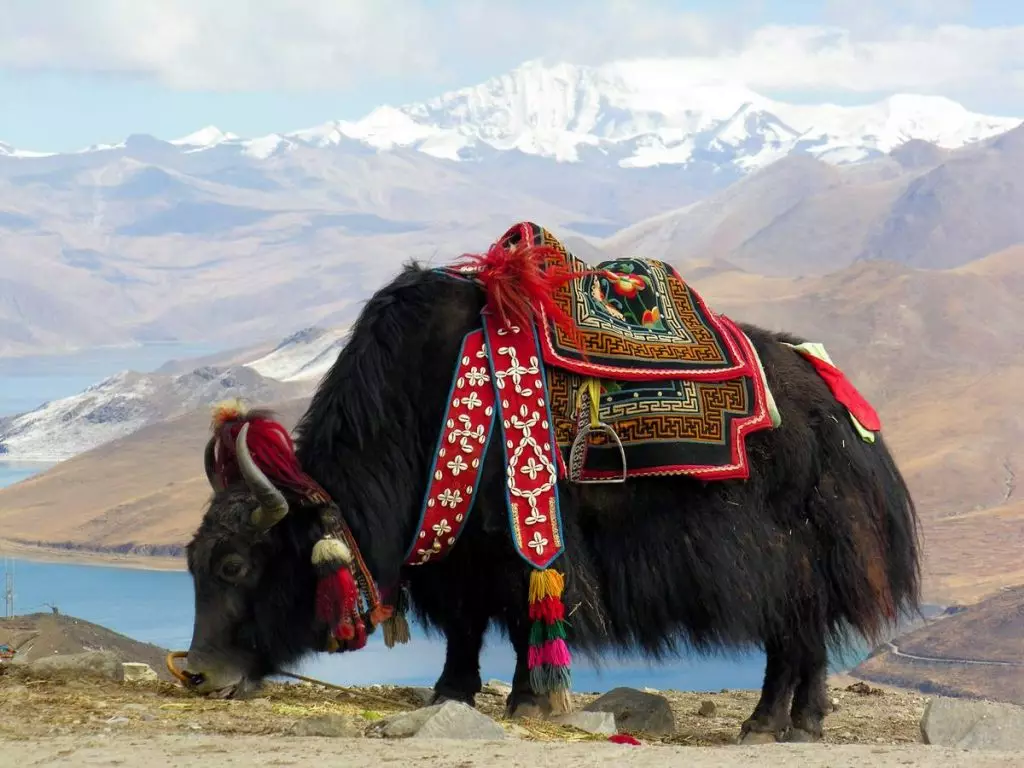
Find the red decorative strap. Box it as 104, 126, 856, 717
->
483, 315, 565, 570
407, 329, 496, 566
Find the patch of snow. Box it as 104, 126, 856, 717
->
170, 126, 240, 148
244, 325, 349, 382
0, 364, 304, 463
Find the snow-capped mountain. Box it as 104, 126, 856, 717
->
0, 333, 333, 461
2, 59, 1019, 172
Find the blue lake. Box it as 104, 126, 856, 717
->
1, 556, 876, 692
0, 341, 879, 693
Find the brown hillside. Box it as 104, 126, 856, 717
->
0, 398, 308, 555
608, 123, 1024, 276
854, 587, 1024, 705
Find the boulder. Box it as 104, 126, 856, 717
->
380, 701, 507, 740
551, 710, 617, 736
23, 651, 122, 681
921, 697, 1024, 750
582, 687, 675, 736
121, 662, 158, 683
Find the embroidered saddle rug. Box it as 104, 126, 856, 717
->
486, 222, 779, 482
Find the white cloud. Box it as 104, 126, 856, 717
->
0, 0, 1023, 106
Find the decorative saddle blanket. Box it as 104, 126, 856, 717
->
470, 222, 781, 482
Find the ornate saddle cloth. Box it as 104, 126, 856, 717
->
500, 222, 750, 382
493, 222, 779, 481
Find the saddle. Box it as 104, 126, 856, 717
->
488, 222, 780, 483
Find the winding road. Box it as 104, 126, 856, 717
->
887, 642, 1024, 668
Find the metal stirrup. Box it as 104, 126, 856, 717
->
568, 380, 627, 484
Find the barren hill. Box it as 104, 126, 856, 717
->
0, 398, 308, 556
607, 124, 1024, 276
854, 586, 1024, 705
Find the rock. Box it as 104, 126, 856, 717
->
582, 687, 675, 736
408, 687, 435, 706
24, 651, 122, 681
380, 701, 507, 740
846, 681, 883, 696
921, 697, 1024, 750
698, 700, 717, 717
121, 662, 158, 683
552, 711, 616, 736
484, 679, 512, 696
293, 714, 362, 738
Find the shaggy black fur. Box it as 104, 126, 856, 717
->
185, 263, 921, 742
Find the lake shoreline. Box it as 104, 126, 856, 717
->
0, 539, 185, 572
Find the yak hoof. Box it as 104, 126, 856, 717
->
785, 726, 821, 743
509, 702, 548, 720
737, 729, 779, 745
430, 691, 475, 708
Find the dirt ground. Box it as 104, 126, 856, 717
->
3, 668, 1024, 765
4, 735, 1024, 768
0, 672, 925, 745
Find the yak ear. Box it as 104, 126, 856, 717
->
204, 436, 224, 492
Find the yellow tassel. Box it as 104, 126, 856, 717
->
211, 398, 247, 430
382, 612, 411, 648
528, 568, 564, 603
311, 537, 353, 567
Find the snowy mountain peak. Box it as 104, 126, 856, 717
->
2, 57, 1021, 173
171, 125, 240, 148
296, 58, 1020, 169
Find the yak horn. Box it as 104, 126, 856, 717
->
235, 422, 290, 530
203, 436, 224, 492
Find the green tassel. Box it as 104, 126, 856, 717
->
529, 620, 567, 646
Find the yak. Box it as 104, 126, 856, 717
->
180, 245, 920, 744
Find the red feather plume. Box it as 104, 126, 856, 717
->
209, 404, 328, 503
453, 227, 597, 343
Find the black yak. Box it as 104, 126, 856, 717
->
180, 225, 920, 744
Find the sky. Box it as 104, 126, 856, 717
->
3, 0, 1024, 152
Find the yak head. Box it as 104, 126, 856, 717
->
181, 414, 326, 698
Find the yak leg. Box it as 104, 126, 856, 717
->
504, 608, 550, 720
786, 636, 830, 742
738, 639, 796, 744
431, 610, 490, 708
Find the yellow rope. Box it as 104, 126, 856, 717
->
574, 378, 602, 429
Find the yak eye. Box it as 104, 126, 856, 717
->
218, 554, 247, 583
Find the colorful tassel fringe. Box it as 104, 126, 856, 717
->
527, 568, 573, 713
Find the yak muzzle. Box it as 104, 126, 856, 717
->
167, 650, 246, 698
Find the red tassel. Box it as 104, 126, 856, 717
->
349, 616, 368, 651
315, 568, 358, 627
528, 595, 566, 623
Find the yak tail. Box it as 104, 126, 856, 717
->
814, 427, 922, 653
